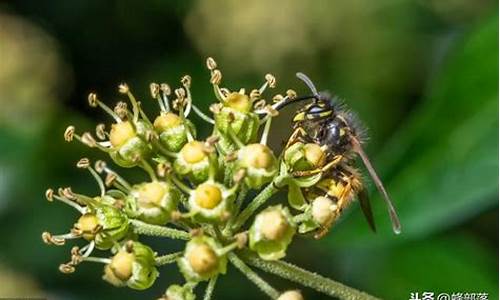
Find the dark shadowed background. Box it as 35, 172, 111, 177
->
0, 1, 498, 299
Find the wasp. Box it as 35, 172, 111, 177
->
275, 73, 401, 236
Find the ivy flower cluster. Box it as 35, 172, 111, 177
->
42, 58, 378, 300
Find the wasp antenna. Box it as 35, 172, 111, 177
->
296, 72, 319, 97
351, 137, 401, 234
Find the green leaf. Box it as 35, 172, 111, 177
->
334, 235, 498, 300
287, 181, 307, 210
330, 16, 499, 248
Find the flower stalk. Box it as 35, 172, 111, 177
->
129, 219, 190, 240
228, 253, 280, 299
238, 250, 380, 300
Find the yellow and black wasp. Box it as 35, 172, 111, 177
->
275, 73, 401, 236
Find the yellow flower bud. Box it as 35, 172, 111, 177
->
137, 182, 166, 208
76, 213, 99, 241
110, 122, 136, 148
178, 236, 227, 282
303, 143, 326, 168
225, 92, 252, 112
249, 206, 295, 260
181, 141, 206, 164
109, 251, 134, 281
240, 144, 274, 169
278, 290, 304, 300
187, 243, 218, 275
260, 209, 289, 241
154, 112, 182, 132
194, 183, 222, 209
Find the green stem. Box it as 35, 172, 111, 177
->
231, 175, 287, 231
203, 276, 218, 300
238, 250, 380, 300
155, 251, 183, 266
130, 219, 190, 240
228, 253, 280, 299
223, 186, 248, 236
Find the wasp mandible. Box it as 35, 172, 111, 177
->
274, 73, 401, 236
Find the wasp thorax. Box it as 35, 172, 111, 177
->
76, 213, 99, 240
240, 144, 274, 169
278, 290, 304, 300
181, 141, 206, 164
110, 122, 136, 148
303, 143, 326, 167
311, 196, 336, 225
225, 92, 252, 113
154, 112, 182, 131
187, 243, 218, 275
195, 183, 222, 209
260, 209, 289, 241
109, 250, 134, 281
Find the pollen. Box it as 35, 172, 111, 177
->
311, 196, 336, 225
194, 183, 222, 209
110, 121, 136, 148
181, 141, 207, 164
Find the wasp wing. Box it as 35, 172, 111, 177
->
358, 188, 377, 233
351, 138, 401, 234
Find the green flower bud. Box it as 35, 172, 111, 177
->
284, 142, 326, 172
154, 112, 196, 152
236, 144, 278, 189
75, 204, 129, 250
109, 120, 152, 168
214, 93, 260, 151
249, 205, 295, 260
188, 181, 233, 223
126, 181, 180, 225
162, 284, 196, 300
174, 141, 217, 183
103, 241, 159, 290
178, 236, 227, 282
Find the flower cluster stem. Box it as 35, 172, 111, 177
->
231, 174, 288, 231
155, 251, 183, 266
130, 219, 190, 240
203, 276, 218, 300
228, 253, 280, 299
238, 250, 380, 300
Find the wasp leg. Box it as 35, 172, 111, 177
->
314, 213, 338, 239
292, 155, 343, 177
285, 127, 307, 148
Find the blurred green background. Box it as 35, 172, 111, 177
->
0, 1, 497, 299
